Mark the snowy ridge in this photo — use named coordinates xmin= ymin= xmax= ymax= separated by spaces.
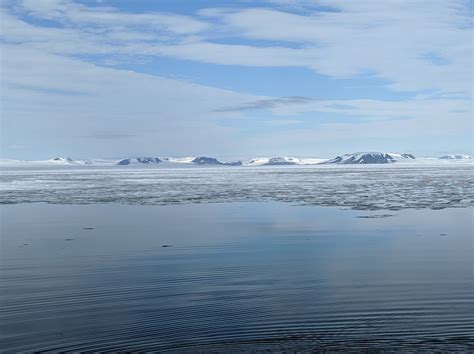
xmin=438 ymin=154 xmax=471 ymax=160
xmin=1 ymin=152 xmax=473 ymax=167
xmin=244 ymin=157 xmax=325 ymax=166
xmin=162 ymin=157 xmax=196 ymax=164
xmin=323 ymin=152 xmax=418 ymax=164
xmin=117 ymin=157 xmax=162 ymax=165
xmin=0 ymin=157 xmax=94 ymax=166
xmin=245 ymin=157 xmax=300 ymax=166
xmin=49 ymin=157 xmax=93 ymax=165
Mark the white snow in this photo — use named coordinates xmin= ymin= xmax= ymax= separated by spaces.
xmin=244 ymin=157 xmax=325 ymax=166
xmin=299 ymin=158 xmax=327 ymax=165
xmin=324 ymin=152 xmax=422 ymax=164
xmin=439 ymin=154 xmax=472 ymax=160
xmin=1 ymin=152 xmax=472 ymax=168
xmin=162 ymin=157 xmax=196 ymax=164
xmin=0 ymin=157 xmax=94 ymax=166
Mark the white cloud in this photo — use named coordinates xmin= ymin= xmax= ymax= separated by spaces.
xmin=0 ymin=0 xmax=472 ymax=157
xmin=0 ymin=44 xmax=262 ymax=157
xmin=19 ymin=0 xmax=211 ymax=34
xmin=197 ymin=1 xmax=472 ymax=95
xmin=4 ymin=0 xmax=471 ymax=95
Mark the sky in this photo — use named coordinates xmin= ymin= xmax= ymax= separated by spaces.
xmin=0 ymin=0 xmax=472 ymax=159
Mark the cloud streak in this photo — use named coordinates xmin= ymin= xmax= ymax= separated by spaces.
xmin=215 ymin=96 xmax=314 ymax=112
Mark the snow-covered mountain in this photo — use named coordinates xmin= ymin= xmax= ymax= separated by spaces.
xmin=244 ymin=157 xmax=325 ymax=166
xmin=161 ymin=157 xmax=195 ymax=164
xmin=246 ymin=157 xmax=300 ymax=166
xmin=49 ymin=157 xmax=93 ymax=165
xmin=117 ymin=157 xmax=162 ymax=165
xmin=400 ymin=153 xmax=416 ymax=159
xmin=0 ymin=157 xmax=112 ymax=167
xmin=438 ymin=154 xmax=471 ymax=160
xmin=265 ymin=157 xmax=300 ymax=165
xmin=323 ymin=152 xmax=416 ymax=164
xmin=29 ymin=157 xmax=93 ymax=165
xmin=51 ymin=157 xmax=74 ymax=164
xmin=191 ymin=156 xmax=242 ymax=166
xmin=117 ymin=156 xmax=242 ymax=166
xmin=2 ymin=152 xmax=472 ymax=168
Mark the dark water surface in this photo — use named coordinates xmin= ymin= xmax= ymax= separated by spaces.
xmin=1 ymin=203 xmax=473 ymax=352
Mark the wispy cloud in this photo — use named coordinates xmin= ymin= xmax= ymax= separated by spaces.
xmin=193 ymin=2 xmax=471 ymax=95
xmin=4 ymin=0 xmax=471 ymax=95
xmin=19 ymin=0 xmax=211 ymax=34
xmin=0 ymin=44 xmax=257 ymax=157
xmin=215 ymin=96 xmax=314 ymax=112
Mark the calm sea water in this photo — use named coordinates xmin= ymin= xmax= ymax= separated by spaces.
xmin=1 ymin=202 xmax=473 ymax=352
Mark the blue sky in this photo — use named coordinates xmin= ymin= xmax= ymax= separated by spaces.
xmin=1 ymin=0 xmax=472 ymax=159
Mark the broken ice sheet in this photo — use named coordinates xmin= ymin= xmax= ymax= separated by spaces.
xmin=0 ymin=165 xmax=473 ymax=211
